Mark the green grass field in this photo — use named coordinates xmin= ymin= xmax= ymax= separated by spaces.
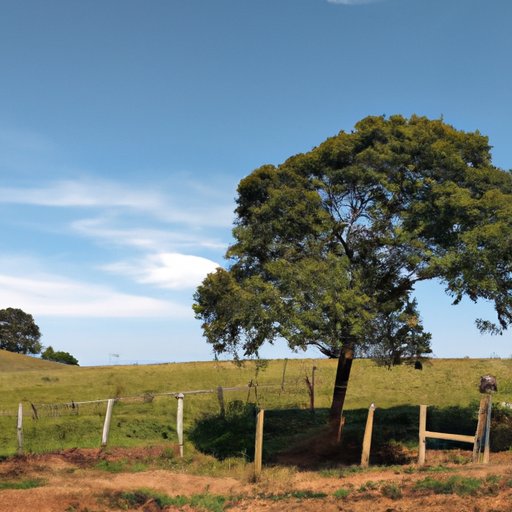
xmin=1 ymin=350 xmax=511 ymax=459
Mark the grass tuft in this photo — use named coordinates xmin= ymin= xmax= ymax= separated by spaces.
xmin=414 ymin=475 xmax=482 ymax=496
xmin=381 ymin=483 xmax=402 ymax=499
xmin=0 ymin=478 xmax=46 ymax=490
xmin=333 ymin=487 xmax=351 ymax=499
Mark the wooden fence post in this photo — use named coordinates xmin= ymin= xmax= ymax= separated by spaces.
xmin=418 ymin=404 xmax=427 ymax=466
xmin=483 ymin=395 xmax=492 ymax=464
xmin=254 ymin=409 xmax=265 ymax=479
xmin=101 ymin=399 xmax=115 ymax=447
xmin=17 ymin=403 xmax=23 ymax=454
xmin=217 ymin=386 xmax=225 ymax=417
xmin=473 ymin=396 xmax=488 ymax=462
xmin=280 ymin=359 xmax=288 ymax=391
xmin=176 ymin=393 xmax=184 ymax=458
xmin=360 ymin=403 xmax=376 ymax=467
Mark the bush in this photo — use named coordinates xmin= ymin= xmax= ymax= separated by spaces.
xmin=41 ymin=346 xmax=79 ymax=366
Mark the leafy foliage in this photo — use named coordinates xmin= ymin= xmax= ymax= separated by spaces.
xmin=194 ymin=115 xmax=512 ymax=414
xmin=0 ymin=308 xmax=42 ymax=355
xmin=41 ymin=346 xmax=79 ymax=366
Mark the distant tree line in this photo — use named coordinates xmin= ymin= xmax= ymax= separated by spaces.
xmin=0 ymin=307 xmax=79 ymax=365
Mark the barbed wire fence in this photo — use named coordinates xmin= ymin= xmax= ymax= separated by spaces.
xmin=1 ymin=360 xmax=331 ymax=457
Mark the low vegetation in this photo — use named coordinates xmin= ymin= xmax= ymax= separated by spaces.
xmin=0 ymin=478 xmax=46 ymax=490
xmin=104 ymin=489 xmax=229 ymax=512
xmin=0 ymin=351 xmax=511 ymax=461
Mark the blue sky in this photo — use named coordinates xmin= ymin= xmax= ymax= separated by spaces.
xmin=1 ymin=0 xmax=511 ymax=365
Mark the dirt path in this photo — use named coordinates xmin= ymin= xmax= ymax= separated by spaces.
xmin=1 ymin=449 xmax=511 ymax=511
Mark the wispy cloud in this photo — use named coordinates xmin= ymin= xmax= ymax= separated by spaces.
xmin=0 ymin=177 xmax=232 ymax=297
xmin=102 ymin=253 xmax=220 ymax=290
xmin=0 ymin=178 xmax=234 ymax=228
xmin=0 ymin=272 xmax=189 ymax=318
xmin=72 ymin=217 xmax=227 ymax=252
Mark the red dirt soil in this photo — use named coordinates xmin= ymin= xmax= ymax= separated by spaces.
xmin=0 ymin=447 xmax=511 ymax=511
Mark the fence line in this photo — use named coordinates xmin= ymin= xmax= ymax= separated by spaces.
xmin=1 ymin=383 xmax=278 ymax=418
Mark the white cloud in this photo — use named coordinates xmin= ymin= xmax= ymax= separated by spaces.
xmin=103 ymin=253 xmax=220 ymax=290
xmin=0 ymin=178 xmax=234 ymax=228
xmin=0 ymin=177 xmax=232 ymax=297
xmin=0 ymin=273 xmax=189 ymax=318
xmin=72 ymin=217 xmax=227 ymax=252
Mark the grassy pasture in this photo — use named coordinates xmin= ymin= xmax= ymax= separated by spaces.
xmin=0 ymin=350 xmax=511 ymax=458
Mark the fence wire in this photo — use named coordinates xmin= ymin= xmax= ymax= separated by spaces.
xmin=1 ymin=359 xmax=333 ymax=457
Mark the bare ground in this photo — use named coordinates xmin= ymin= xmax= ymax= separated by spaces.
xmin=1 ymin=448 xmax=512 ymax=512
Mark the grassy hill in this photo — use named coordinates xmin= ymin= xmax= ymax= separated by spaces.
xmin=0 ymin=349 xmax=68 ymax=372
xmin=0 ymin=356 xmax=511 ymax=410
xmin=0 ymin=356 xmax=510 ymax=458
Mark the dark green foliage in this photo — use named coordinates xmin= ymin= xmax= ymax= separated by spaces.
xmin=0 ymin=308 xmax=42 ymax=354
xmin=362 ymin=299 xmax=432 ymax=368
xmin=41 ymin=346 xmax=79 ymax=366
xmin=189 ymin=401 xmax=257 ymax=460
xmin=490 ymin=404 xmax=512 ymax=451
xmin=194 ymin=115 xmax=512 ymax=416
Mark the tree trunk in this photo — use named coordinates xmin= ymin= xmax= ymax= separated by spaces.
xmin=329 ymin=344 xmax=354 ymax=423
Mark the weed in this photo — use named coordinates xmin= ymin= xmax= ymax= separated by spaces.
xmin=41 ymin=376 xmax=59 ymax=383
xmin=484 ymin=474 xmax=501 ymax=495
xmin=358 ymin=480 xmax=379 ymax=491
xmin=0 ymin=478 xmax=45 ymax=490
xmin=318 ymin=467 xmax=343 ymax=478
xmin=333 ymin=487 xmax=350 ymax=499
xmin=417 ymin=464 xmax=453 ymax=473
xmin=95 ymin=460 xmax=126 ymax=473
xmin=261 ymin=490 xmax=328 ymax=501
xmin=414 ymin=476 xmax=482 ymax=496
xmin=381 ymin=483 xmax=402 ymax=499
xmin=94 ymin=459 xmax=148 ymax=473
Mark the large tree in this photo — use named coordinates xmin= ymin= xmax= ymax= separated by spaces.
xmin=0 ymin=308 xmax=42 ymax=355
xmin=193 ymin=115 xmax=512 ymax=422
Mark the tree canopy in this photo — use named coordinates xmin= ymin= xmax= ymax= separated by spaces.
xmin=193 ymin=115 xmax=512 ymax=420
xmin=41 ymin=346 xmax=79 ymax=366
xmin=0 ymin=308 xmax=42 ymax=355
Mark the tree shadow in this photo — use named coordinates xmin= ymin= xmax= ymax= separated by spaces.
xmin=188 ymin=401 xmax=505 ymax=469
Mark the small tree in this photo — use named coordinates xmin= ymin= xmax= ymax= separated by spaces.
xmin=41 ymin=346 xmax=79 ymax=366
xmin=0 ymin=308 xmax=42 ymax=354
